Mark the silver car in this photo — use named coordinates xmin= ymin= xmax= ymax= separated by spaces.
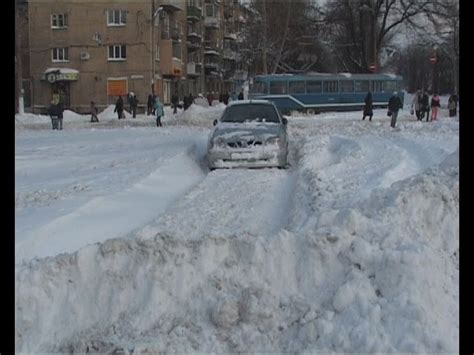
xmin=207 ymin=100 xmax=289 ymax=169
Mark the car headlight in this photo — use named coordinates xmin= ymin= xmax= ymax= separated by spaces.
xmin=266 ymin=137 xmax=281 ymax=145
xmin=212 ymin=137 xmax=227 ymax=148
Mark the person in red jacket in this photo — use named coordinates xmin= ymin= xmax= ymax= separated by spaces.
xmin=430 ymin=93 xmax=441 ymax=121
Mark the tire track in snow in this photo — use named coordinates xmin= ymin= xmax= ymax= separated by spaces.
xmin=136 ymin=167 xmax=297 ymax=241
xmin=15 ymin=150 xmax=207 ymax=264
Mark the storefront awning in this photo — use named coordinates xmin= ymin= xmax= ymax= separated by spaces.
xmin=41 ymin=68 xmax=79 ymax=83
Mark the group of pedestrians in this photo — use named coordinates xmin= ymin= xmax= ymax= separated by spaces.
xmin=410 ymin=89 xmax=444 ymax=122
xmin=361 ymin=89 xmax=458 ymax=128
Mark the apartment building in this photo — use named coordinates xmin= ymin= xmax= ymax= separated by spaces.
xmin=26 ymin=0 xmax=245 ymax=113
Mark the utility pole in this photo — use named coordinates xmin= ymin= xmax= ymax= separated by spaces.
xmin=15 ymin=0 xmax=24 ymax=114
xmin=151 ymin=1 xmax=164 ymax=96
xmin=151 ymin=0 xmax=155 ymax=94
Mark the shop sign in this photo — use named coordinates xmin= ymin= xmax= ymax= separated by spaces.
xmin=42 ymin=72 xmax=79 ymax=83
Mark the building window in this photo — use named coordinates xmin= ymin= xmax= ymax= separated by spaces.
xmin=155 ymin=45 xmax=160 ymax=61
xmin=173 ymin=43 xmax=182 ymax=60
xmin=51 ymin=47 xmax=69 ymax=62
xmin=51 ymin=13 xmax=68 ymax=29
xmin=107 ymin=10 xmax=127 ymax=26
xmin=108 ymin=45 xmax=126 ymax=61
xmin=205 ymin=4 xmax=215 ymax=17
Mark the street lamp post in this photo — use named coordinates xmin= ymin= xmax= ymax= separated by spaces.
xmin=151 ymin=2 xmax=164 ymax=95
xmin=361 ymin=3 xmax=377 ymax=73
xmin=430 ymin=46 xmax=438 ymax=93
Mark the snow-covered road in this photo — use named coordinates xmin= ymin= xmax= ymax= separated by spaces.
xmin=15 ymin=102 xmax=459 ymax=353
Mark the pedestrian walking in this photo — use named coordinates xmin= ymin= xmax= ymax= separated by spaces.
xmin=362 ymin=91 xmax=373 ymax=121
xmin=388 ymin=91 xmax=403 ymax=128
xmin=147 ymin=93 xmax=154 ymax=115
xmin=431 ymin=93 xmax=441 ymax=121
xmin=207 ymin=92 xmax=213 ymax=106
xmin=411 ymin=89 xmax=423 ymax=121
xmin=90 ymin=101 xmax=99 ymax=122
xmin=154 ymin=96 xmax=164 ymax=127
xmin=448 ymin=93 xmax=458 ymax=117
xmin=183 ymin=93 xmax=194 ymax=111
xmin=114 ymin=95 xmax=124 ymax=119
xmin=129 ymin=93 xmax=139 ymax=118
xmin=420 ymin=90 xmax=430 ymax=122
xmin=171 ymin=90 xmax=179 ymax=114
xmin=48 ymin=100 xmax=60 ymax=130
xmin=223 ymin=91 xmax=230 ymax=105
xmin=238 ymin=89 xmax=244 ymax=100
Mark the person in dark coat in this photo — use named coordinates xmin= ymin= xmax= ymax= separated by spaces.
xmin=388 ymin=91 xmax=403 ymax=128
xmin=129 ymin=93 xmax=138 ymax=118
xmin=171 ymin=90 xmax=179 ymax=114
xmin=114 ymin=95 xmax=124 ymax=119
xmin=154 ymin=96 xmax=164 ymax=127
xmin=49 ymin=100 xmax=60 ymax=130
xmin=147 ymin=94 xmax=154 ymax=115
xmin=362 ymin=91 xmax=373 ymax=121
xmin=57 ymin=100 xmax=64 ymax=130
xmin=184 ymin=93 xmax=194 ymax=110
xmin=223 ymin=91 xmax=230 ymax=105
xmin=238 ymin=89 xmax=244 ymax=100
xmin=411 ymin=89 xmax=423 ymax=121
xmin=420 ymin=91 xmax=430 ymax=122
xmin=448 ymin=93 xmax=458 ymax=117
xmin=90 ymin=101 xmax=99 ymax=122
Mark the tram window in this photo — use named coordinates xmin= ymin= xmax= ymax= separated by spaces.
xmin=355 ymin=80 xmax=370 ymax=92
xmin=306 ymin=81 xmax=322 ymax=93
xmin=323 ymin=81 xmax=338 ymax=93
xmin=250 ymin=81 xmax=268 ymax=94
xmin=270 ymin=81 xmax=288 ymax=94
xmin=371 ymin=81 xmax=383 ymax=92
xmin=289 ymin=81 xmax=305 ymax=94
xmin=384 ymin=81 xmax=398 ymax=92
xmin=340 ymin=81 xmax=354 ymax=92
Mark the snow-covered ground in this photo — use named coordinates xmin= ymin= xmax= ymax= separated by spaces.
xmin=15 ymin=97 xmax=459 ymax=353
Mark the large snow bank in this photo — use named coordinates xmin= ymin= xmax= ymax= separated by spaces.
xmin=15 ymin=164 xmax=459 ymax=353
xmin=15 ymin=102 xmax=458 ymax=353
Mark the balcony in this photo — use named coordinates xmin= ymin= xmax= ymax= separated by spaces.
xmin=224 ymin=32 xmax=237 ymax=41
xmin=187 ymin=39 xmax=201 ymax=52
xmin=204 ymin=16 xmax=219 ymax=29
xmin=223 ymin=48 xmax=236 ymax=61
xmin=160 ymin=39 xmax=184 ymax=77
xmin=161 ymin=1 xmax=184 ymax=12
xmin=187 ymin=62 xmax=202 ymax=77
xmin=187 ymin=5 xmax=202 ymax=21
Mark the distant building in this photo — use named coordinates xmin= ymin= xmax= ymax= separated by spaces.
xmin=26 ymin=0 xmax=247 ymax=113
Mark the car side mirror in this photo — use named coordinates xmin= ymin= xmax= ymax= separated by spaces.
xmin=213 ymin=119 xmax=218 ymax=126
xmin=282 ymin=117 xmax=288 ymax=125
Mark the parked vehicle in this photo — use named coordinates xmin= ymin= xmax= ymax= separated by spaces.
xmin=207 ymin=100 xmax=289 ymax=169
xmin=248 ymin=73 xmax=404 ymax=114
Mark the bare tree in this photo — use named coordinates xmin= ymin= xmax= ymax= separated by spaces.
xmin=240 ymin=0 xmax=325 ymax=74
xmin=323 ymin=0 xmax=432 ymax=73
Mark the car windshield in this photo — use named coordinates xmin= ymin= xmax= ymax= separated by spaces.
xmin=221 ymin=104 xmax=280 ymax=123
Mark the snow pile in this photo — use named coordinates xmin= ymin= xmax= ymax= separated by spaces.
xmin=171 ymin=103 xmax=226 ymax=127
xmin=15 ymin=101 xmax=458 ymax=353
xmin=15 ymin=165 xmax=458 ymax=353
